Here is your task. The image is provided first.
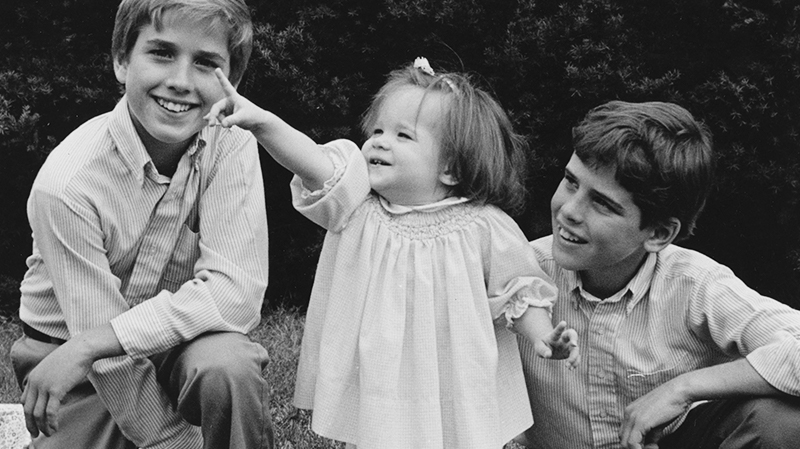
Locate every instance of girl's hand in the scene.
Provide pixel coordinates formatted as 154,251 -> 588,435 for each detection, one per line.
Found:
205,68 -> 270,133
534,321 -> 580,369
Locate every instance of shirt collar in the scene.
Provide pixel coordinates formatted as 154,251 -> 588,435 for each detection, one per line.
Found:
108,95 -> 206,186
378,196 -> 469,214
567,251 -> 657,314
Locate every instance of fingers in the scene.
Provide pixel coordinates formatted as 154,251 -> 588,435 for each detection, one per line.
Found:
213,67 -> 238,97
204,98 -> 229,127
21,385 -> 39,437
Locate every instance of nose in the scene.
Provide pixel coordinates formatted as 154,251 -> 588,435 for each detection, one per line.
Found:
371,133 -> 389,151
556,189 -> 583,224
165,59 -> 192,92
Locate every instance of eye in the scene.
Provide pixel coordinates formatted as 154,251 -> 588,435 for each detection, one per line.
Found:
196,58 -> 219,69
563,173 -> 578,190
372,128 -> 383,136
398,132 -> 412,140
150,48 -> 172,59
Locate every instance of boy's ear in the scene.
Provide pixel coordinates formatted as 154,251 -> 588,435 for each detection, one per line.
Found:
113,58 -> 128,84
643,217 -> 681,253
439,169 -> 458,187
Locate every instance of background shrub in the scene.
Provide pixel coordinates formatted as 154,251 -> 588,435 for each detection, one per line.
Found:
1,0 -> 798,315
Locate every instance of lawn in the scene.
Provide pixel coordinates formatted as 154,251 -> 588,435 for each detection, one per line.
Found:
0,309 -> 525,448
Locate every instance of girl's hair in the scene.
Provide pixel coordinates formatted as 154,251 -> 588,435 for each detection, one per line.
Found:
111,0 -> 253,86
573,101 -> 715,241
361,63 -> 529,214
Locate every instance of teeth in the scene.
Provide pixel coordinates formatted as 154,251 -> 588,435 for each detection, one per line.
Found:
559,227 -> 583,243
370,158 -> 389,166
156,98 -> 192,113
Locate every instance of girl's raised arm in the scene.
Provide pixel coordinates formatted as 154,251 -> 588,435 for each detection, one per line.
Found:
206,68 -> 334,190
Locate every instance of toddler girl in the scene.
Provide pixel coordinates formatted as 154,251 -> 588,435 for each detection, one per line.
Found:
206,58 -> 579,449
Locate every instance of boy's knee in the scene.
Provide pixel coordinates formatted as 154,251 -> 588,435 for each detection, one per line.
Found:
177,332 -> 269,401
739,396 -> 800,445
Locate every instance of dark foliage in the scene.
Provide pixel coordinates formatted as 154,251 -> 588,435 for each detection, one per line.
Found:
1,0 -> 798,315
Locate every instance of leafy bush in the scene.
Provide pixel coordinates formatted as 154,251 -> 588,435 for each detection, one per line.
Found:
2,0 -> 799,314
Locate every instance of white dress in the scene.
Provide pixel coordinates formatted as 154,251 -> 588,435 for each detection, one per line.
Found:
292,140 -> 557,448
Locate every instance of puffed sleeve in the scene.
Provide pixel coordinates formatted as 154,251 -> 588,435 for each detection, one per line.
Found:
480,207 -> 558,326
290,139 -> 372,232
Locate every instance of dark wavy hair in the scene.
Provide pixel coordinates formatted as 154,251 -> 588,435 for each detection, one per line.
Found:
572,101 -> 715,241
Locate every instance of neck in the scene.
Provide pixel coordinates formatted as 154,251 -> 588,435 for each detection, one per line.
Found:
580,252 -> 648,299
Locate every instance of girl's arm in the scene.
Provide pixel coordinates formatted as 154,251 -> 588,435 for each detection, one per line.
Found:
513,307 -> 580,368
205,68 -> 333,191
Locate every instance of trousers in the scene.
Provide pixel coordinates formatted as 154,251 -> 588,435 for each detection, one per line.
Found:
659,396 -> 800,449
10,330 -> 274,449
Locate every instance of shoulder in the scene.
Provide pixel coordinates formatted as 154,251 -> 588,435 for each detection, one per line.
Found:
33,111 -> 114,196
655,244 -> 730,283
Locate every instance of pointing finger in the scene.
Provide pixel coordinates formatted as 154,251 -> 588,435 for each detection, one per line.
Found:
214,68 -> 238,97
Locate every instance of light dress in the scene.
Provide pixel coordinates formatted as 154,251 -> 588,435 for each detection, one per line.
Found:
292,139 -> 558,449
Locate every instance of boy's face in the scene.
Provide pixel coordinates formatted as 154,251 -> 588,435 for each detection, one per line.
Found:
550,153 -> 656,291
114,12 -> 231,154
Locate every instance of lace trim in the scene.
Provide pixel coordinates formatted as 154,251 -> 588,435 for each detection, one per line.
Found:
504,294 -> 554,330
297,145 -> 348,200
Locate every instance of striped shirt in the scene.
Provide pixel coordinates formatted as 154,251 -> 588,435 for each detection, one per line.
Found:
19,96 -> 269,447
519,235 -> 800,449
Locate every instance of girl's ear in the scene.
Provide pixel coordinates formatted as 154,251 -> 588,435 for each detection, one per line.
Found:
439,169 -> 458,186
644,217 -> 681,253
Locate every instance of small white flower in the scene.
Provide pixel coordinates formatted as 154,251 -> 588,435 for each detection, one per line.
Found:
414,57 -> 435,76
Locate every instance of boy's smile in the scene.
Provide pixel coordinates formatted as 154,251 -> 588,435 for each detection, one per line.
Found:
114,11 -> 230,159
550,153 -> 657,297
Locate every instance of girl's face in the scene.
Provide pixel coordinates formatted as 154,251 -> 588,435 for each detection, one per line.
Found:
361,86 -> 456,206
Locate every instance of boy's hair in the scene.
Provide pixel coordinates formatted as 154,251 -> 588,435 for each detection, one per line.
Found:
361,63 -> 529,214
572,101 -> 714,241
111,0 -> 253,86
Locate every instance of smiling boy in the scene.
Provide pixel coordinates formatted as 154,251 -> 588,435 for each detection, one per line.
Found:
10,1 -> 272,448
518,101 -> 800,448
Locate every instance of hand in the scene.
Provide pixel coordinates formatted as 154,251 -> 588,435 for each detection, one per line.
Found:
20,339 -> 94,437
534,320 -> 580,369
205,68 -> 270,132
619,379 -> 692,449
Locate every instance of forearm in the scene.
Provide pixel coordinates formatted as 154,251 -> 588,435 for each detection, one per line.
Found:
513,306 -> 554,345
670,358 -> 783,403
251,112 -> 333,190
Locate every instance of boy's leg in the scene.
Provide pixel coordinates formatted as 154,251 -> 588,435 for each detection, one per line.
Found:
9,335 -> 136,449
659,396 -> 800,449
151,332 -> 274,449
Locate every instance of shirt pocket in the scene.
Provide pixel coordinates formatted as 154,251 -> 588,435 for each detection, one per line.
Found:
620,354 -> 690,402
160,224 -> 201,291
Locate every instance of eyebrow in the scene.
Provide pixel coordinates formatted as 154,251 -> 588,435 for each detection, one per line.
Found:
565,166 -> 626,214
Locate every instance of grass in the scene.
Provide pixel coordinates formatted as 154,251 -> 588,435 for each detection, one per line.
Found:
0,309 -> 525,448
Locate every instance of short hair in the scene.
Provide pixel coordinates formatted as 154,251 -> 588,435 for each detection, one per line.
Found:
111,0 -> 253,86
361,63 -> 529,214
572,101 -> 714,241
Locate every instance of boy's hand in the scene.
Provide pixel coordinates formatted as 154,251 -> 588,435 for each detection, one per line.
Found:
205,68 -> 269,133
20,340 -> 94,437
534,320 -> 580,369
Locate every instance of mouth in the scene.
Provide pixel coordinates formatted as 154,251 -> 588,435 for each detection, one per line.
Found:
368,157 -> 391,166
556,224 -> 587,244
154,96 -> 197,114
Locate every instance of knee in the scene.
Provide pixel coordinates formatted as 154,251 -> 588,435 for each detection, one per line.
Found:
740,396 -> 800,446
180,333 -> 268,401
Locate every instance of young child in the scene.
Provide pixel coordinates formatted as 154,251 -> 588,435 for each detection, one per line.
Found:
518,101 -> 800,449
12,1 -> 272,448
206,58 -> 580,448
